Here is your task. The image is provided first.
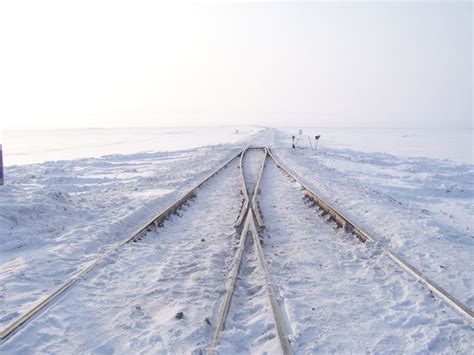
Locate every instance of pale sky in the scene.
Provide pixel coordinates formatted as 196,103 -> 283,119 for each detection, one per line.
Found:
0,1 -> 472,130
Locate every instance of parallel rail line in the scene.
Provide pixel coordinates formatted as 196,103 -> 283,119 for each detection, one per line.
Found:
2,140 -> 471,351
266,147 -> 473,321
0,147 -> 247,342
211,144 -> 472,355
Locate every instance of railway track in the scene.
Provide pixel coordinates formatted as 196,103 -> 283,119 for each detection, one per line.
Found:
0,146 -> 248,342
1,138 -> 471,352
256,151 -> 472,351
210,144 -> 472,352
266,147 -> 473,322
209,147 -> 292,354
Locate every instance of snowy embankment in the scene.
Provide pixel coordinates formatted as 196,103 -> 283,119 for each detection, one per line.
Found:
1,157 -> 243,353
260,159 -> 472,353
0,127 -> 472,353
0,130 -> 258,330
272,129 -> 473,309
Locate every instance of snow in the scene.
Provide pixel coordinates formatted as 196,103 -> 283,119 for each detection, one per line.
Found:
1,157 -> 243,353
280,127 -> 473,164
270,129 -> 473,309
259,159 -> 472,352
0,127 -> 472,353
216,148 -> 283,354
0,140 -> 256,332
1,127 -> 262,166
217,230 -> 282,355
242,149 -> 266,201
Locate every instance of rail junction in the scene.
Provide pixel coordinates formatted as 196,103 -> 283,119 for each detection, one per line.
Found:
1,139 -> 472,353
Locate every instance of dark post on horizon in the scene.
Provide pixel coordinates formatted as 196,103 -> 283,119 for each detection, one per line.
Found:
0,144 -> 3,185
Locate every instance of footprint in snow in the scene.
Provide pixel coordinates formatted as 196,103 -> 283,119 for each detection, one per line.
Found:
0,311 -> 20,324
131,305 -> 145,318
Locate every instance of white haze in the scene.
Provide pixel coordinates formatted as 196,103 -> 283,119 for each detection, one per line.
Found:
0,0 -> 472,130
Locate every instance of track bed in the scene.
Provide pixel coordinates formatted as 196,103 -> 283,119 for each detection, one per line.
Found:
259,159 -> 472,352
1,159 -> 242,353
216,230 -> 281,354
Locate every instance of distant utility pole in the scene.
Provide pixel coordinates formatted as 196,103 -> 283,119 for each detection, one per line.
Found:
0,144 -> 3,185
314,135 -> 321,151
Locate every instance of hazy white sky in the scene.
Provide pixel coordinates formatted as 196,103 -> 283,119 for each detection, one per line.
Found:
0,1 -> 472,130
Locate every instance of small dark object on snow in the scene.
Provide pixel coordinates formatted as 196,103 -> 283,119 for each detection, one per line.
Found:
201,238 -> 205,242
0,144 -> 3,186
315,135 -> 321,140
205,317 -> 211,325
175,312 -> 184,320
312,307 -> 315,311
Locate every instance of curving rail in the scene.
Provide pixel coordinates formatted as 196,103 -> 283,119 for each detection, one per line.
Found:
233,146 -> 250,229
209,147 -> 292,355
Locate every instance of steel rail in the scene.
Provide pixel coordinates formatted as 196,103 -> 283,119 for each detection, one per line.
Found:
249,148 -> 293,353
208,211 -> 252,353
248,210 -> 293,355
209,147 -> 292,354
251,147 -> 267,229
234,146 -> 267,229
233,146 -> 250,229
266,147 -> 474,321
208,147 -> 256,353
209,146 -> 256,353
0,147 -> 246,342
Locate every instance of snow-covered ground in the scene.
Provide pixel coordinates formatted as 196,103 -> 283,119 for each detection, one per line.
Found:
0,129 -> 259,334
279,127 -> 473,164
1,157 -> 243,353
271,128 -> 473,309
1,127 -> 261,166
216,148 -> 283,354
0,127 -> 472,353
260,159 -> 471,352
